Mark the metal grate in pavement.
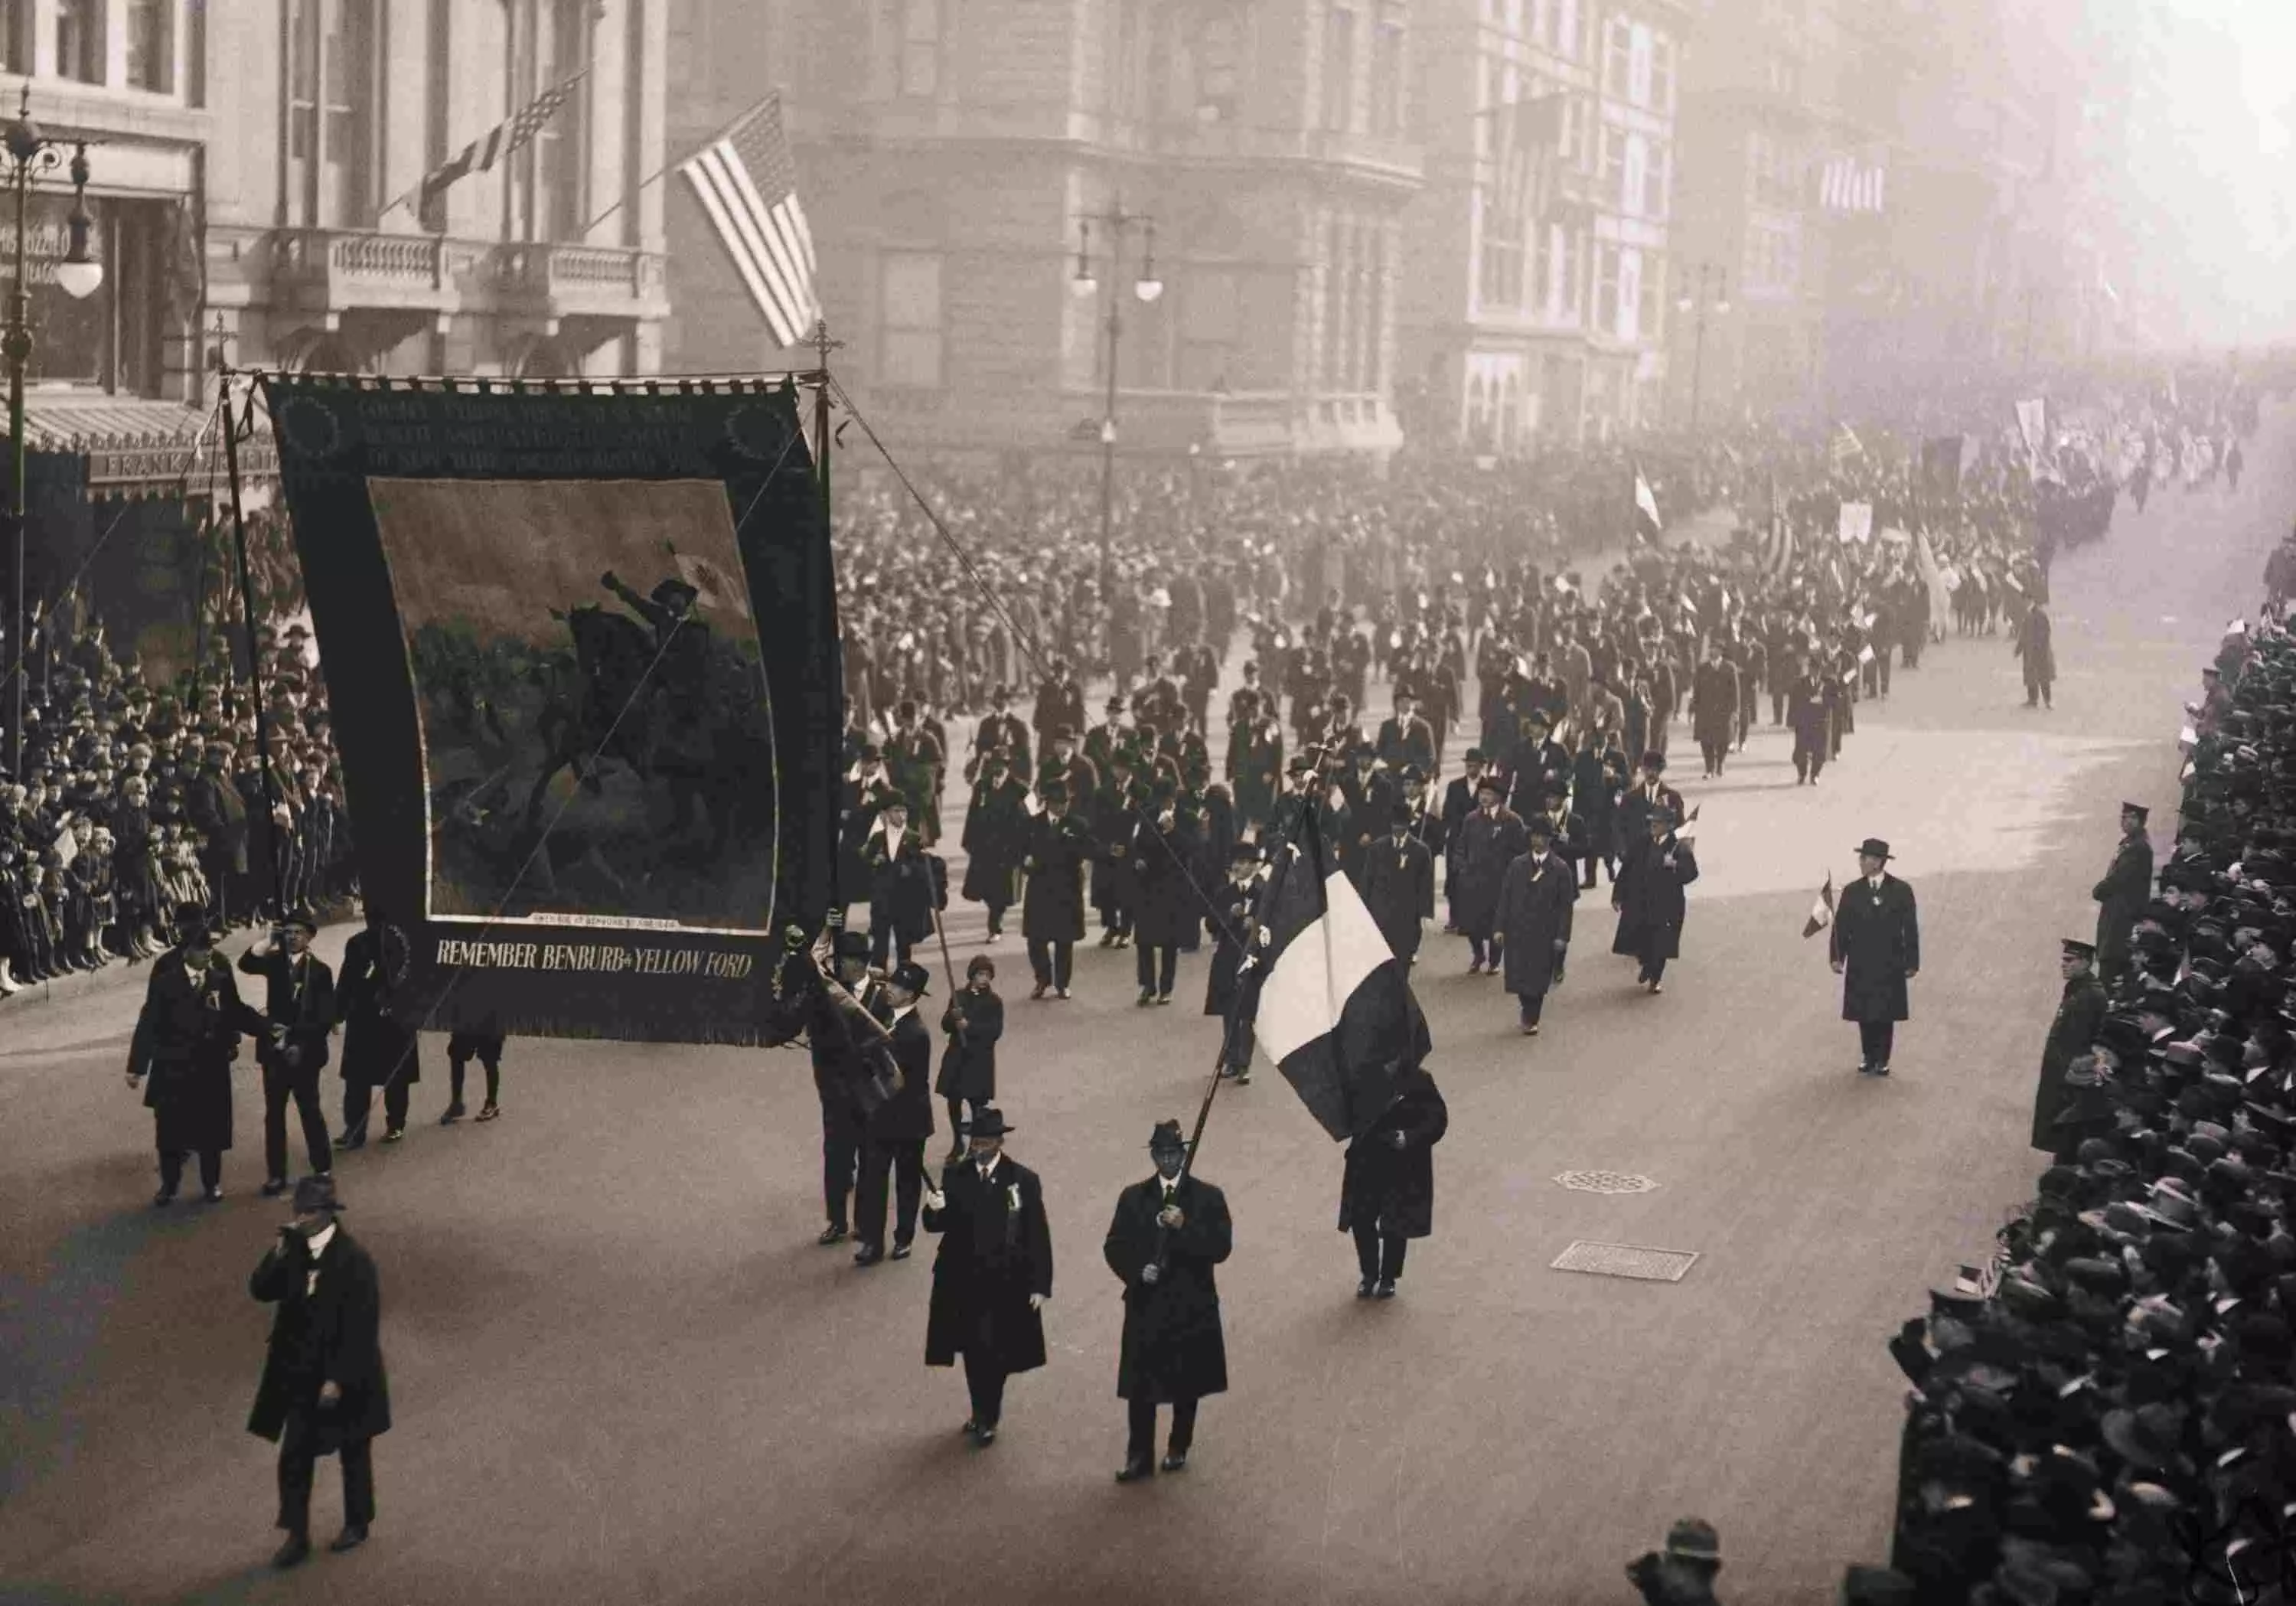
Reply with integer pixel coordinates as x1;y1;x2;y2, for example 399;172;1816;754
1550;1241;1700;1282
1554;1170;1658;1195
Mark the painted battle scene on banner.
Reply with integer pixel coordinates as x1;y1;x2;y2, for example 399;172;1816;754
367;476;777;932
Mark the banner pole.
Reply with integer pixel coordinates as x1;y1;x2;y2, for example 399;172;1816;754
220;366;289;919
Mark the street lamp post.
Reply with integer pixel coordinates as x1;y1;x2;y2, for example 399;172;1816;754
2;87;101;780
1675;263;1728;433
1069;199;1162;614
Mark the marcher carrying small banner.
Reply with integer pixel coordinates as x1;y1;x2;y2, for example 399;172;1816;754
1245;805;1433;1141
264;375;842;1045
1802;874;1835;938
1632;464;1663;544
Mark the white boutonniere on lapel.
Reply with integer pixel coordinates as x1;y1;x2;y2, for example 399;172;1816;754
1006;1183;1022;1215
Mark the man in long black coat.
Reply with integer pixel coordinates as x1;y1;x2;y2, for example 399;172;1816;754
1437;749;1490;928
1831;837;1919;1076
1787;661;1831;785
334;907;416;1149
864;798;940;970
807;930;884;1245
1499;817;1577;1033
1610;807;1699;994
247;1174;389;1568
2091;801;2153;984
1021;788;1092;999
855;961;936;1267
1358;804;1434;965
239;907;337;1196
127;900;247;1205
922;1107;1052;1447
1104;1119;1233;1482
1339;1068;1448;1298
1205;842;1263;1083
2030;938;2108;1157
1454;776;1527;974
960;754;1031;941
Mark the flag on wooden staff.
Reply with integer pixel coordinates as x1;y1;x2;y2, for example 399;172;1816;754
386;67;591;221
1802;874;1835;938
1632;463;1662;543
679;92;820;350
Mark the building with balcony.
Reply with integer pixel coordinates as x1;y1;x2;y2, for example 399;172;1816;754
204;0;671;381
1396;0;1690;452
664;0;1424;462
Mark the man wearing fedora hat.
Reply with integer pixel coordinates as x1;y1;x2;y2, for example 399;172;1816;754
1610;804;1699;994
1831;838;1919;1076
240;907;338;1196
247;1175;390;1568
1103;1119;1233;1482
855;961;937;1266
921;1106;1052;1447
127;900;250;1205
1626;1516;1724;1605
2092;802;2154;984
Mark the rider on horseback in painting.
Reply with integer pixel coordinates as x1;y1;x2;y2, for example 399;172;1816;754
597;570;714;759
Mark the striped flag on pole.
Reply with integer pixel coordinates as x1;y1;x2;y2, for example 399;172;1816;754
1802;873;1835;938
1817;153;1887;213
1246;804;1433;1141
391;67;591;220
678;93;820;351
1632;463;1663;543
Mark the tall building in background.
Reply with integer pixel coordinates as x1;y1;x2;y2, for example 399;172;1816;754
665;0;1424;461
1397;0;1690;452
205;0;671;380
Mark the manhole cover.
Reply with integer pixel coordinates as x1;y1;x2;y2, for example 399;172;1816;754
1550;1241;1700;1282
1554;1170;1658;1195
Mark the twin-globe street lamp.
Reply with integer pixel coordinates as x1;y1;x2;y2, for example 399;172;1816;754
1069;201;1162;628
4;87;103;779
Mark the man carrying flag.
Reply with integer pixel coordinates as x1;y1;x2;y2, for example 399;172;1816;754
1830;837;1919;1077
1238;797;1439;1298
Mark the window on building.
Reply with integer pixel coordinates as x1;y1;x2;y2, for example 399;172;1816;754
1554;0;1578;60
902;0;940;97
287;0;376;227
1181;271;1238;390
1765;48;1799;99
1356;234;1381;389
1639;253;1663;344
1602;16;1629;99
0;1;24;74
1479;195;1523;311
1627;23;1653;108
1651;34;1675;115
1750;128;1800;209
1198;14;1239;122
1530;0;1550;48
1593;243;1619;337
1323;220;1349;386
1322;6;1356;132
1617;247;1641;340
1598;124;1623;207
1370;13;1404;138
128;0;173;92
880;253;944;387
1110;0;1148;121
57;0;103;83
1649;141;1671;219
1623;130;1647;215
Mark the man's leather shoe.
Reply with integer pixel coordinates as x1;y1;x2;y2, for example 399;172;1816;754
439;1102;466;1125
1115;1457;1155;1484
889;1241;913;1261
270;1534;311;1569
329;1524;369;1553
817;1224;848;1246
971;1424;996;1447
1160;1452;1189;1473
853;1245;885;1267
1356;1278;1377;1298
1375;1279;1397;1299
152;1188;175;1208
261;1178;289;1198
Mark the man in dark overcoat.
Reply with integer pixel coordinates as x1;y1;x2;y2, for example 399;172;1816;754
959;752;1030;941
1499;816;1577;1033
1613;752;1684;850
1104;1119;1233;1482
334;906;416;1149
1128;782;1200;1005
1358;803;1434;965
1787;660;1831;785
864;797;940;971
240;906;337;1196
935;955;1003;1160
1691;642;1740;779
855;961;936;1267
2092;801;2154;984
1453;775;1526;974
127;899;247;1204
1206;841;1263;1083
1438;749;1490;927
2013;599;2055;709
247;1174;389;1568
2030;938;2108;1157
1021;786;1092;999
1830;837;1920;1076
1339;1067;1448;1298
922;1107;1052;1447
1610;806;1700;994
808;930;882;1245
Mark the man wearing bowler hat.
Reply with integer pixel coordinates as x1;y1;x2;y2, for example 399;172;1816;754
922;1107;1052;1447
240;906;337;1196
1626;1516;1724;1605
855;961;936;1266
1831;837;1919;1076
1104;1119;1233;1483
2031;939;2108;1158
247;1175;390;1568
127;899;250;1205
2092;801;2154;984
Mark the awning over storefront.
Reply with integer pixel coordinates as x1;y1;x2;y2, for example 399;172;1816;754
18;389;278;496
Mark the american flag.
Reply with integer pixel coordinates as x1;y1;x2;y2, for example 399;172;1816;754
398;68;591;218
679;93;819;350
1817;152;1886;214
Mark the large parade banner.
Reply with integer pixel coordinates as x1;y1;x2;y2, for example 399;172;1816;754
263;375;840;1043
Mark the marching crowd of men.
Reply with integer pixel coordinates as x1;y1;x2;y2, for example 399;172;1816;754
1883;528;2296;1606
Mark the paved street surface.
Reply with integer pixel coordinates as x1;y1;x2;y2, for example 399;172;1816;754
5;416;2291;1606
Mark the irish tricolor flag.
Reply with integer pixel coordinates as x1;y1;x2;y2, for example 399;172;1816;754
1802;873;1835;939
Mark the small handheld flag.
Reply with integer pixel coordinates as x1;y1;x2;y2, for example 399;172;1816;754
1632;465;1663;543
1802;873;1835;939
